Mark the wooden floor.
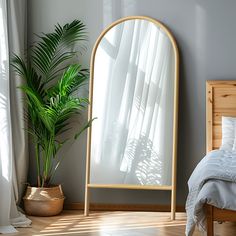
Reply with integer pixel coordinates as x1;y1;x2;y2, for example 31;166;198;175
8;211;236;236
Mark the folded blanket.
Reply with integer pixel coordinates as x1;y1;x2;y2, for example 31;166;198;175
186;150;236;236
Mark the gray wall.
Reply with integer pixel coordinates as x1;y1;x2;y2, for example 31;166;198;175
28;0;236;206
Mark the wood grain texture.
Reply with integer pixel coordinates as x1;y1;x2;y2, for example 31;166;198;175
213;207;236;222
206;80;236;236
65;202;185;212
87;183;172;190
206;205;214;236
206;80;236;151
206;82;213;152
10;210;236;236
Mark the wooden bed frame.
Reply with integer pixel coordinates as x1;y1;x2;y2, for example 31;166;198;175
206;80;236;236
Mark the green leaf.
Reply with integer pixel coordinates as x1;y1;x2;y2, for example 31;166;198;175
74;117;97;139
11;20;90;187
31;20;87;83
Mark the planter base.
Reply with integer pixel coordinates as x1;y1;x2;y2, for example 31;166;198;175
23;185;65;216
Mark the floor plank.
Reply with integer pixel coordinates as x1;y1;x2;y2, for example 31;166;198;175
7;211;236;236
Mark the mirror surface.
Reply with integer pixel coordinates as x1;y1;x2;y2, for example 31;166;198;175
90;18;175;186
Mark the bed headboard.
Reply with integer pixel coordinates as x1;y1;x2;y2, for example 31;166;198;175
206;80;236;152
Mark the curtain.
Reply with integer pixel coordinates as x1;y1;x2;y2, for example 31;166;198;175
90;20;175;186
0;0;31;233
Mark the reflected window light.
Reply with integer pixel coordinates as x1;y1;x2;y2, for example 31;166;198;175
90;19;175;186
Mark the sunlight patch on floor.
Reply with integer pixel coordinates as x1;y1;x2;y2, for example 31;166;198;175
32;211;187;236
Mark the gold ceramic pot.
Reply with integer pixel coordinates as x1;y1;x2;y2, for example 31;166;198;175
23;185;65;216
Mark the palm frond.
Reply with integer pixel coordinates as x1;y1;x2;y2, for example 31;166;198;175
74;117;97;139
31;20;87;83
59;65;89;95
47;65;89;98
11;54;46;99
12;19;92;187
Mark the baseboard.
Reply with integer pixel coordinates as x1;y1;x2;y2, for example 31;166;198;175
64;202;185;212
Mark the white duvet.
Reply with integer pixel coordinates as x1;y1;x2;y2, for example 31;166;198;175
186;150;236;236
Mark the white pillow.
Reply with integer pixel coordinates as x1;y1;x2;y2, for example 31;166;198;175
220;116;236;151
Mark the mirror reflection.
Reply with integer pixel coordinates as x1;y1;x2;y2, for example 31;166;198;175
90;19;175;186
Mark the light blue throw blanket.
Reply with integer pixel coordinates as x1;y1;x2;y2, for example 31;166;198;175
186;150;236;235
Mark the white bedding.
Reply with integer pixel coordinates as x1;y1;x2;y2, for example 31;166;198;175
186;150;236;236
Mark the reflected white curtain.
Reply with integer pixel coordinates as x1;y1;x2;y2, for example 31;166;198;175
0;0;31;233
91;20;175;186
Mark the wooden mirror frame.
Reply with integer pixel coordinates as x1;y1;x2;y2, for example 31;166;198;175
84;16;179;220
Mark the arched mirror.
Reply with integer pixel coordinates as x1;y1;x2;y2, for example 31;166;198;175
85;16;179;220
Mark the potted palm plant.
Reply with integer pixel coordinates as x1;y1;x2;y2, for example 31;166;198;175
12;20;92;216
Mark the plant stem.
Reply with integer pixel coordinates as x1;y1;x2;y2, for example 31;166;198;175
42;135;55;187
35;142;41;187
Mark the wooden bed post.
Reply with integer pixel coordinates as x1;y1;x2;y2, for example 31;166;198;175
206;204;214;236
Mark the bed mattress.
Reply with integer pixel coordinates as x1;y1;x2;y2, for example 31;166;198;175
186;150;236;235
